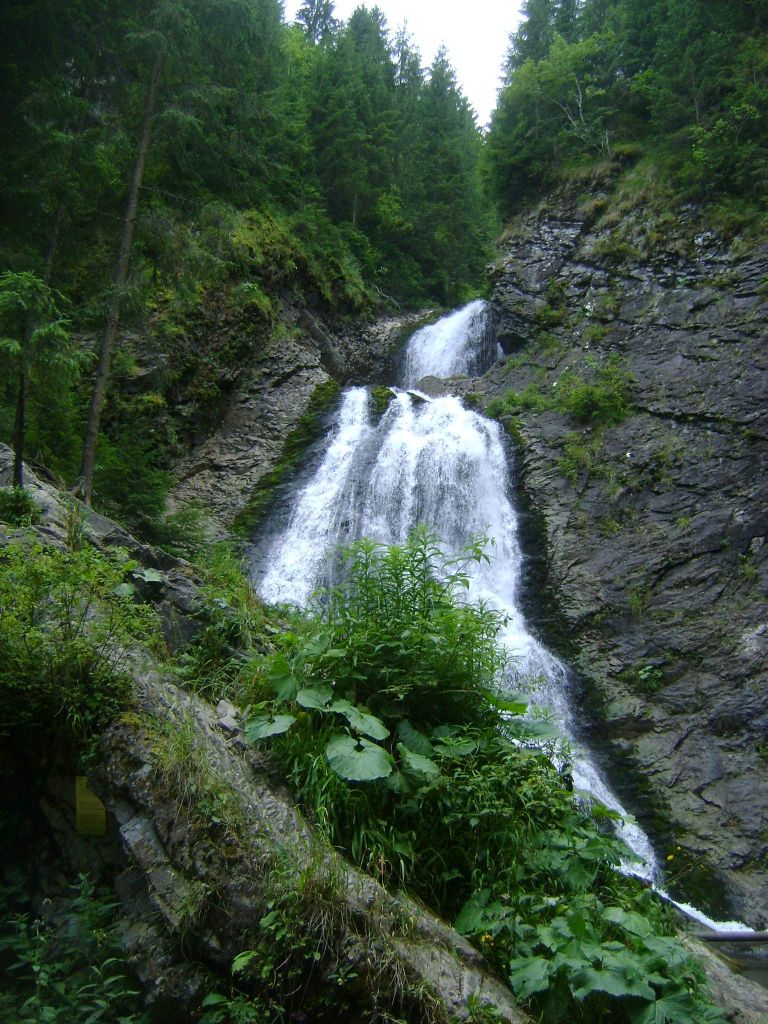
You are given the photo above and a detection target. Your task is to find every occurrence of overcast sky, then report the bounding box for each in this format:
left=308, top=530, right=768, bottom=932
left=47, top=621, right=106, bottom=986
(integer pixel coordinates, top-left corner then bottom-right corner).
left=282, top=1, right=523, bottom=128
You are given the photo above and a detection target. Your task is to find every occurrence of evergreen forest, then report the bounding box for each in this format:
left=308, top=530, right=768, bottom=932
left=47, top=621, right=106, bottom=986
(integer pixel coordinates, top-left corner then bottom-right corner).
left=1, top=1, right=767, bottom=1022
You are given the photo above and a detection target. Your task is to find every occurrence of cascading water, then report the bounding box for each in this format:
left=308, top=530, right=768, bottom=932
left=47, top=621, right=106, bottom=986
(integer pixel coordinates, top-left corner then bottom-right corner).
left=402, top=298, right=500, bottom=385
left=253, top=301, right=750, bottom=933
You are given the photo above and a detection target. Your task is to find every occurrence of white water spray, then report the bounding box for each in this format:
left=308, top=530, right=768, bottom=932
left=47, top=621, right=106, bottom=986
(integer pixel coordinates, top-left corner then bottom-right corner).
left=253, top=301, right=751, bottom=932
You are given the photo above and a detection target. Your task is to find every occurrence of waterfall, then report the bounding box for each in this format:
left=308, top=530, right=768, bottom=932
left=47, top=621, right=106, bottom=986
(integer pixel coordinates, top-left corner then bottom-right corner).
left=251, top=300, right=750, bottom=929
left=254, top=302, right=656, bottom=872
left=402, top=298, right=499, bottom=386
left=254, top=300, right=658, bottom=878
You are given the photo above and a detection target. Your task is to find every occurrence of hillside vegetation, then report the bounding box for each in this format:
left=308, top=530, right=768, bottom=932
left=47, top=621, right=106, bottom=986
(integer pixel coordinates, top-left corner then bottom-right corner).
left=0, top=0, right=493, bottom=529
left=486, top=0, right=768, bottom=224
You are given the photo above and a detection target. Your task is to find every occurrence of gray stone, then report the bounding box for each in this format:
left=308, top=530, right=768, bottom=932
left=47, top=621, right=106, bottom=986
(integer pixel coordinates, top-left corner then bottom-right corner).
left=479, top=181, right=768, bottom=926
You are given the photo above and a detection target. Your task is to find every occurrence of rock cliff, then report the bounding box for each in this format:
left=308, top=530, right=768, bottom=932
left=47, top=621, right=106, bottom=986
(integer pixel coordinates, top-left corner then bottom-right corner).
left=468, top=171, right=768, bottom=924
left=169, top=309, right=433, bottom=535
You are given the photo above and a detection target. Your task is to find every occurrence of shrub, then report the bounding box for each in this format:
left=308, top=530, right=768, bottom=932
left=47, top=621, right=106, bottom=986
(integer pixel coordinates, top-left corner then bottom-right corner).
left=557, top=432, right=605, bottom=482
left=0, top=486, right=42, bottom=526
left=0, top=874, right=148, bottom=1024
left=176, top=543, right=268, bottom=702
left=555, top=357, right=633, bottom=426
left=0, top=542, right=158, bottom=751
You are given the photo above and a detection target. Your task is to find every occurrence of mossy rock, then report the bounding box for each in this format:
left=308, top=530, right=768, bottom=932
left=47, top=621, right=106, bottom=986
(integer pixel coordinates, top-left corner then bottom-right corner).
left=370, top=386, right=395, bottom=417
left=231, top=380, right=341, bottom=538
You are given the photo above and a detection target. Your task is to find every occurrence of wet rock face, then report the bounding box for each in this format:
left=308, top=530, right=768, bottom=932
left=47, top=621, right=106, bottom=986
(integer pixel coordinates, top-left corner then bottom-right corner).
left=169, top=310, right=431, bottom=535
left=481, top=189, right=768, bottom=924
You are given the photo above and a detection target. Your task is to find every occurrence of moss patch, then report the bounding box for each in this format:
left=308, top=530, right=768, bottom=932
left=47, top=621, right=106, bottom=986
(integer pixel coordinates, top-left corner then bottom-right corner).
left=231, top=380, right=341, bottom=539
left=370, top=386, right=395, bottom=417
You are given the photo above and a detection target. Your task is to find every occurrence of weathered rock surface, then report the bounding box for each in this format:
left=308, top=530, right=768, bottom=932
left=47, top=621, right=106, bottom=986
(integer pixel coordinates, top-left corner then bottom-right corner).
left=169, top=309, right=434, bottom=535
left=470, top=179, right=768, bottom=924
left=98, top=673, right=530, bottom=1022
left=169, top=331, right=332, bottom=536
left=0, top=451, right=530, bottom=1022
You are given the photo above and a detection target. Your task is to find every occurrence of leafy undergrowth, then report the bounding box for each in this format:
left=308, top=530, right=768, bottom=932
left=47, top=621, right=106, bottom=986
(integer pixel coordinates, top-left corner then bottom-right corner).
left=0, top=539, right=160, bottom=757
left=0, top=875, right=149, bottom=1024
left=244, top=529, right=725, bottom=1024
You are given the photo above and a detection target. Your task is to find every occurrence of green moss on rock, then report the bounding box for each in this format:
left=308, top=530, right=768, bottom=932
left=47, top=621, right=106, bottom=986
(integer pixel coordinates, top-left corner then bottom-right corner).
left=231, top=380, right=341, bottom=538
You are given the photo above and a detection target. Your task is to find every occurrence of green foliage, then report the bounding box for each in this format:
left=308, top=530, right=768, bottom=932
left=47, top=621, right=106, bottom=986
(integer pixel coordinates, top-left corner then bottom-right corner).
left=485, top=383, right=553, bottom=421
left=144, top=503, right=209, bottom=560
left=242, top=530, right=723, bottom=1023
left=555, top=357, right=632, bottom=426
left=92, top=433, right=172, bottom=535
left=487, top=0, right=768, bottom=215
left=0, top=272, right=74, bottom=377
left=628, top=585, right=652, bottom=620
left=0, top=271, right=80, bottom=484
left=175, top=543, right=269, bottom=702
left=199, top=858, right=361, bottom=1023
left=370, top=385, right=395, bottom=416
left=0, top=874, right=148, bottom=1023
left=0, top=541, right=158, bottom=751
left=0, top=486, right=42, bottom=526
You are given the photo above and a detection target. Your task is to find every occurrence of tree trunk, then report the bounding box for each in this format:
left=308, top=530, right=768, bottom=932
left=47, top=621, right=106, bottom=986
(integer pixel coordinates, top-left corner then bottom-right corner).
left=44, top=205, right=65, bottom=283
left=78, top=49, right=164, bottom=503
left=12, top=370, right=28, bottom=489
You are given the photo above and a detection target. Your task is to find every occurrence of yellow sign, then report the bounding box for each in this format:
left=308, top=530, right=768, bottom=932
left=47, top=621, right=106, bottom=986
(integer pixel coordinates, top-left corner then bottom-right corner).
left=75, top=776, right=107, bottom=837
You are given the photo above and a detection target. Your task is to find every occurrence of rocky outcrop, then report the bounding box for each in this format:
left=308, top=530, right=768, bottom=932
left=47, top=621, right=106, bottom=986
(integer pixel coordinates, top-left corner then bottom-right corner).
left=473, top=176, right=768, bottom=924
left=169, top=331, right=332, bottom=536
left=169, top=309, right=435, bottom=535
left=98, top=677, right=530, bottom=1023
left=0, top=449, right=530, bottom=1023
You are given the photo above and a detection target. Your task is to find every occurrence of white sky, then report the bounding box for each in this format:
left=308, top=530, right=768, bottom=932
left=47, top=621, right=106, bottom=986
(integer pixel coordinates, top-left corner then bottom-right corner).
left=282, top=1, right=523, bottom=128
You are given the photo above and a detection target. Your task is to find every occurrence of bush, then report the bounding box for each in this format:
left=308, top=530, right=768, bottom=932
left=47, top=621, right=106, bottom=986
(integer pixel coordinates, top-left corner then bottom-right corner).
left=0, top=486, right=42, bottom=526
left=176, top=543, right=268, bottom=702
left=555, top=357, right=633, bottom=426
left=0, top=874, right=148, bottom=1023
left=0, top=542, right=158, bottom=751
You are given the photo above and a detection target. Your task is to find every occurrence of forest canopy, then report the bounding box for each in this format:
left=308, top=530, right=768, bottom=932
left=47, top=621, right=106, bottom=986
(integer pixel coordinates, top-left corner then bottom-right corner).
left=0, top=0, right=493, bottom=313
left=485, top=0, right=768, bottom=215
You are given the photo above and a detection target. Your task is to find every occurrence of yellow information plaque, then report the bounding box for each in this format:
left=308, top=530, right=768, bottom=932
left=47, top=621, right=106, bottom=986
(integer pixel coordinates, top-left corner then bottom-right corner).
left=75, top=776, right=107, bottom=837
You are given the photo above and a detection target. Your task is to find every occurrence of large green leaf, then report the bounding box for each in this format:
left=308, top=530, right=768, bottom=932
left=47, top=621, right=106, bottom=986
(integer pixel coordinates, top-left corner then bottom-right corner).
left=245, top=714, right=296, bottom=741
left=397, top=743, right=439, bottom=779
left=231, top=950, right=258, bottom=975
left=330, top=700, right=389, bottom=740
left=396, top=719, right=434, bottom=755
left=296, top=685, right=333, bottom=709
left=572, top=963, right=655, bottom=1002
left=133, top=567, right=164, bottom=583
left=268, top=654, right=299, bottom=701
left=455, top=890, right=504, bottom=935
left=433, top=735, right=479, bottom=758
left=508, top=956, right=552, bottom=999
left=626, top=984, right=722, bottom=1024
left=602, top=906, right=653, bottom=939
left=510, top=719, right=562, bottom=741
left=325, top=735, right=393, bottom=781
left=483, top=689, right=529, bottom=715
